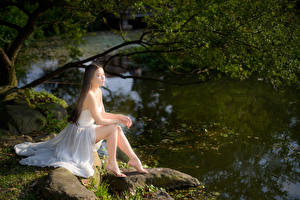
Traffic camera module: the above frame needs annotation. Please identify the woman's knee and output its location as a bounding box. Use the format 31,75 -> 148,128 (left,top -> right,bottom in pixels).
116,125 -> 121,131
109,124 -> 121,134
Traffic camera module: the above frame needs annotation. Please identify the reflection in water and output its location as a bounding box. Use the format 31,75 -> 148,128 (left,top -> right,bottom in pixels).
19,56 -> 299,199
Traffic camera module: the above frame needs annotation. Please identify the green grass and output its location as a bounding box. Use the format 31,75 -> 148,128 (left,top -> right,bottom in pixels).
0,145 -> 52,200
0,144 -> 161,200
0,142 -> 214,200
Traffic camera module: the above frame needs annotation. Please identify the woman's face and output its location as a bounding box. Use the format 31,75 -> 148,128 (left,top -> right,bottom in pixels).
91,67 -> 105,87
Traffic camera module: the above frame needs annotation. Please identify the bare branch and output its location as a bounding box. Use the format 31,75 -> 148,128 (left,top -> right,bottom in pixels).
21,63 -> 81,89
119,22 -> 127,41
22,40 -> 145,89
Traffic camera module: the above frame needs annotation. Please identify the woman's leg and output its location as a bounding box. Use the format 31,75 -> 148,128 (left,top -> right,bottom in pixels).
116,126 -> 148,173
115,125 -> 138,160
94,124 -> 125,176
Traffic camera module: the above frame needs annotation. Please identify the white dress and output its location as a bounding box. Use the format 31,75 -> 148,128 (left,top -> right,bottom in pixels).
14,108 -> 104,178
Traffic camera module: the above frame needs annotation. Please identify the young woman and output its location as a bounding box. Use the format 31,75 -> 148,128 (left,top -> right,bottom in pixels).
14,63 -> 148,178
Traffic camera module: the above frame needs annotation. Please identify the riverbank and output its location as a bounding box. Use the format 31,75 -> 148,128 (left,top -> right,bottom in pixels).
7,30 -> 300,199
0,88 -> 216,200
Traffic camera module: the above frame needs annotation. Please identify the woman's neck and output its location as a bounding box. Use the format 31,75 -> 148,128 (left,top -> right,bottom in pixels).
90,84 -> 99,92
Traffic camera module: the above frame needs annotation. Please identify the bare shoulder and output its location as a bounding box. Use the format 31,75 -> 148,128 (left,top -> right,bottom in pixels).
85,91 -> 97,103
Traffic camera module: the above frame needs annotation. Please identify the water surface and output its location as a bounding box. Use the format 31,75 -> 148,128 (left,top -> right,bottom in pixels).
19,32 -> 300,200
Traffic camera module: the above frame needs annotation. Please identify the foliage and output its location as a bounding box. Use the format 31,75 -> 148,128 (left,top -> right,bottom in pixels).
1,0 -> 299,89
127,0 -> 300,89
23,88 -> 69,133
41,111 -> 69,133
0,0 -> 101,50
24,88 -> 68,108
168,184 -> 217,200
0,6 -> 27,47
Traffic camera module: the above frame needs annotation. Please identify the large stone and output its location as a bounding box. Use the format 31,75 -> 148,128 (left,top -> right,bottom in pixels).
92,165 -> 101,187
144,190 -> 174,200
38,167 -> 97,200
1,88 -> 28,104
0,128 -> 12,138
4,104 -> 46,134
93,151 -> 102,168
33,132 -> 57,142
38,102 -> 67,120
103,167 -> 201,194
0,134 -> 33,147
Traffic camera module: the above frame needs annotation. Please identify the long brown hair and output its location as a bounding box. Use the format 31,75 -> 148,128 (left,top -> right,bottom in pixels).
70,63 -> 102,125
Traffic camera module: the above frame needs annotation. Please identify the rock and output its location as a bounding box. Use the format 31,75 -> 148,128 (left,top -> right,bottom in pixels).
0,128 -> 12,137
91,165 -> 101,187
79,165 -> 101,189
0,88 -> 28,104
144,190 -> 174,200
0,126 -> 35,147
0,85 -> 16,96
38,167 -> 97,200
3,104 -> 46,134
93,151 -> 102,168
0,134 -> 33,147
103,167 -> 201,194
38,103 -> 67,120
33,132 -> 57,142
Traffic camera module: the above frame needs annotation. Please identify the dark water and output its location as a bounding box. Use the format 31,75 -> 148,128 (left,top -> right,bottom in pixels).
19,60 -> 300,199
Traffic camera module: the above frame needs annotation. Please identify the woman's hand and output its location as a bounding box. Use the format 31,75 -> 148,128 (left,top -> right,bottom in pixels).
119,115 -> 132,128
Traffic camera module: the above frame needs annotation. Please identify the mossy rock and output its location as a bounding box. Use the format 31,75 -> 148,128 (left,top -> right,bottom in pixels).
103,167 -> 201,195
38,167 -> 97,200
24,88 -> 68,108
2,104 -> 46,134
38,102 -> 67,120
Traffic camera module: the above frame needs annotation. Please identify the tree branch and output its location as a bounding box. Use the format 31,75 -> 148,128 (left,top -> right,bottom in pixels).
103,48 -> 184,67
0,0 -> 31,16
150,28 -> 260,50
21,63 -> 81,89
103,69 -> 210,86
21,40 -> 145,89
139,30 -> 152,41
0,47 -> 12,67
180,13 -> 198,29
7,3 -> 49,62
0,20 -> 22,31
76,40 -> 144,65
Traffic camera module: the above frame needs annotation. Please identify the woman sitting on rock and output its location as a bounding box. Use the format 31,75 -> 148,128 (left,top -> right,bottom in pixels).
14,63 -> 148,178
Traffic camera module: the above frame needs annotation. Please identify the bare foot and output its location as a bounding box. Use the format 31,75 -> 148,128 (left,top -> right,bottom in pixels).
105,160 -> 127,177
128,158 -> 149,174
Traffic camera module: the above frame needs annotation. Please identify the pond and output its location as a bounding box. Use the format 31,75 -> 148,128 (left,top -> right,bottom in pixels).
18,32 -> 300,200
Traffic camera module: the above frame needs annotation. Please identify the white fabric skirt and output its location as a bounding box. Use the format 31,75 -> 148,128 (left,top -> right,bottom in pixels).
14,123 -> 103,178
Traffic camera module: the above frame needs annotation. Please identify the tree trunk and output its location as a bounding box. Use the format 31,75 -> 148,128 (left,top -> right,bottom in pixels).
0,54 -> 17,87
0,3 -> 48,88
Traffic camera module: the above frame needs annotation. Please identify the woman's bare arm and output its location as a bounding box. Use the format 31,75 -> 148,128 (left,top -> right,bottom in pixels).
101,105 -> 122,120
97,88 -> 132,128
86,91 -> 120,125
98,88 -> 122,120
